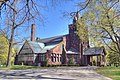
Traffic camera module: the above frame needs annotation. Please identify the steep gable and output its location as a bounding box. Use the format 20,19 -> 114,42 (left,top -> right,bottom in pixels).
19,41 -> 33,54
27,41 -> 43,53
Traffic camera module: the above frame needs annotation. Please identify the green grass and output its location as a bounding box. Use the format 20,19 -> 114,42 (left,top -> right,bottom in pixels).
0,65 -> 42,70
96,66 -> 120,80
10,65 -> 41,69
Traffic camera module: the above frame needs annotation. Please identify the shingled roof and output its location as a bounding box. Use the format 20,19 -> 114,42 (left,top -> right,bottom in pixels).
36,35 -> 67,43
83,47 -> 106,56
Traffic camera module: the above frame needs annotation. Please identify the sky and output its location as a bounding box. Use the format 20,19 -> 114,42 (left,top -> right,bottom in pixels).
0,0 -> 82,42
34,0 -> 81,39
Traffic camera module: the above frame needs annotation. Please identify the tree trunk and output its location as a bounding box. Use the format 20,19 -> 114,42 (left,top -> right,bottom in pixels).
6,28 -> 14,67
6,0 -> 16,67
62,45 -> 67,64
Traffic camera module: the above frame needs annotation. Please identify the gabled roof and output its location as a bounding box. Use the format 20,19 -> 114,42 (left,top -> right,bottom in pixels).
36,35 -> 67,43
27,41 -> 44,53
26,40 -> 60,53
83,47 -> 106,56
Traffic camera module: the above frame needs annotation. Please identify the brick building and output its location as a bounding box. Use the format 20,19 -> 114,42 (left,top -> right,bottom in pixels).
15,12 -> 106,66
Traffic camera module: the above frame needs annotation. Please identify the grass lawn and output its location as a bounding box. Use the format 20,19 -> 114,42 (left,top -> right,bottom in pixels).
0,65 -> 42,70
96,66 -> 120,80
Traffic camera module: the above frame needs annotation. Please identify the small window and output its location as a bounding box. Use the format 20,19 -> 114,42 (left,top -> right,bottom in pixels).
51,53 -> 54,62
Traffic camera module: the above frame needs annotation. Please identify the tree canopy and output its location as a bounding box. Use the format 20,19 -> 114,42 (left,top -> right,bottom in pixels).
79,0 -> 120,54
75,0 -> 120,64
0,34 -> 15,65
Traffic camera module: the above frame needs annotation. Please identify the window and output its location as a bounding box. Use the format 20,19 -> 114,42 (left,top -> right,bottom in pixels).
57,54 -> 59,62
54,54 -> 56,62
60,54 -> 62,62
51,53 -> 54,62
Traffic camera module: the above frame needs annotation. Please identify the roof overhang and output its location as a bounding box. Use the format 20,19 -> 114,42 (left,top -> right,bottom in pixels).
83,47 -> 106,56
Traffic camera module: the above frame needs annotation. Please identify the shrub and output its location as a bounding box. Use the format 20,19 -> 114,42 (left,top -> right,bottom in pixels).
68,57 -> 75,65
108,52 -> 120,66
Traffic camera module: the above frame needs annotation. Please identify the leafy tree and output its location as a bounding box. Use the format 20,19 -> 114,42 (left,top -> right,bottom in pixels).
76,15 -> 88,43
78,0 -> 120,54
0,34 -> 15,65
73,0 -> 120,64
0,34 -> 8,64
0,0 -> 41,67
108,43 -> 120,65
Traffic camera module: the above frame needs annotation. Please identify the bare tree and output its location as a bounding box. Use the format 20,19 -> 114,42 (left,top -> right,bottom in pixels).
0,0 -> 71,67
0,0 -> 40,67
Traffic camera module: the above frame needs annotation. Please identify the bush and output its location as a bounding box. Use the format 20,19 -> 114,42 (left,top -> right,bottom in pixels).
108,52 -> 120,66
68,58 -> 75,65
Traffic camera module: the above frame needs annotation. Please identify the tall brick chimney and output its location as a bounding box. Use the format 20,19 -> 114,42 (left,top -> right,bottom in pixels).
31,24 -> 36,42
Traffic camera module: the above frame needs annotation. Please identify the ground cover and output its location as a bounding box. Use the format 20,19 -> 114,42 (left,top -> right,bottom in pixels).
96,66 -> 120,80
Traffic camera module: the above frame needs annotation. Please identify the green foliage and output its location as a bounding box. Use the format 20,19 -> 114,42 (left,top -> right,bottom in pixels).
97,66 -> 120,80
108,51 -> 120,65
82,0 -> 120,44
68,57 -> 75,65
0,34 -> 9,65
0,65 -> 41,69
0,34 -> 15,65
107,42 -> 120,65
78,0 -> 120,64
76,17 -> 88,42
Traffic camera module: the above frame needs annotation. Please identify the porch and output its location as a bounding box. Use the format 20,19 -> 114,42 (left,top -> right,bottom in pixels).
83,47 -> 106,66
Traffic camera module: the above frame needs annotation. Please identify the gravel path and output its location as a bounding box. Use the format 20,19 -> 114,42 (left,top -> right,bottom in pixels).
0,66 -> 112,80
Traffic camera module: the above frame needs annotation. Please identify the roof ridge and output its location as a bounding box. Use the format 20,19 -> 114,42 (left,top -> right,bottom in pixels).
40,34 -> 68,40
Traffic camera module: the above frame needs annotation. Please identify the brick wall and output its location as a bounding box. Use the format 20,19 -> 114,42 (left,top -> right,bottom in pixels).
68,24 -> 81,51
46,43 -> 62,65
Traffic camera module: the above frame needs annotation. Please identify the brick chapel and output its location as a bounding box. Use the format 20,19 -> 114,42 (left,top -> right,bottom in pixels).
15,12 -> 106,66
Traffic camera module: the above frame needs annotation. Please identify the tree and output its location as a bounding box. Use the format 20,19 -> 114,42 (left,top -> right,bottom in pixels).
108,42 -> 120,65
72,0 -> 120,65
0,34 -> 15,65
62,45 -> 67,64
0,34 -> 8,64
0,0 -> 8,7
0,0 -> 72,67
0,0 -> 40,67
77,0 -> 120,54
76,13 -> 88,43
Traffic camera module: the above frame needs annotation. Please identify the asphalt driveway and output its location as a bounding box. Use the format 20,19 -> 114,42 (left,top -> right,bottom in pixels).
0,66 -> 112,80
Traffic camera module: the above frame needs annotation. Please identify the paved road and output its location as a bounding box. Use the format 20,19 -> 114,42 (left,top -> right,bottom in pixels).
0,66 -> 112,80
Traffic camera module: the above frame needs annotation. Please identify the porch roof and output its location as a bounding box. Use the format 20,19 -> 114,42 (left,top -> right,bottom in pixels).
83,47 -> 105,56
